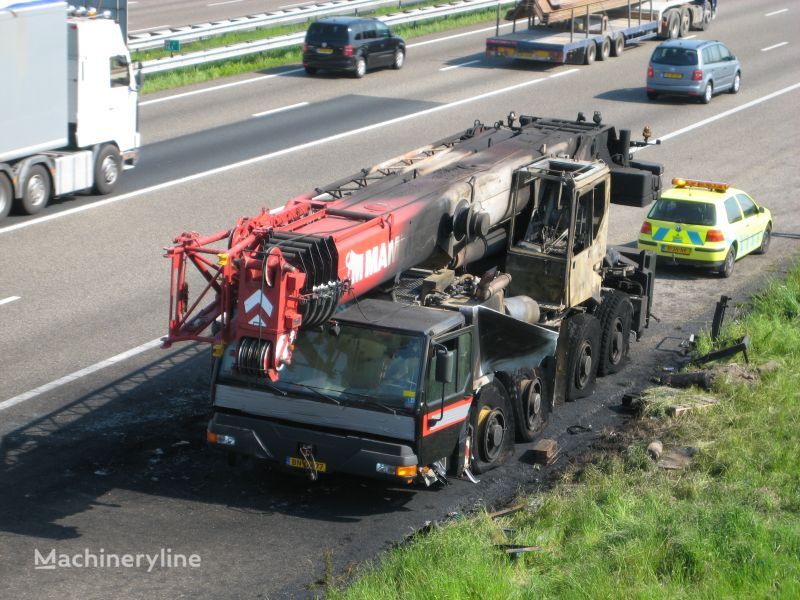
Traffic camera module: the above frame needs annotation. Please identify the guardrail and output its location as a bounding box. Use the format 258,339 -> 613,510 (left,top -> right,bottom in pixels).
140,0 -> 515,74
129,0 -> 421,50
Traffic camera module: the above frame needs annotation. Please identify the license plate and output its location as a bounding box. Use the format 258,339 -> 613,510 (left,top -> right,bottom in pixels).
317,48 -> 333,54
496,47 -> 515,56
663,72 -> 683,79
662,244 -> 691,255
533,50 -> 550,58
286,456 -> 327,472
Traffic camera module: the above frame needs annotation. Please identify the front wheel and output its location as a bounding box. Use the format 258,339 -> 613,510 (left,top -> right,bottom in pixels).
701,82 -> 713,104
719,246 -> 736,277
469,381 -> 514,474
93,144 -> 122,195
392,49 -> 405,70
583,42 -> 596,65
20,164 -> 51,215
730,72 -> 741,94
353,57 -> 366,78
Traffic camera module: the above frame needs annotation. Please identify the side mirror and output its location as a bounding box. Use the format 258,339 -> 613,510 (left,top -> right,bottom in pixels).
135,61 -> 144,88
758,206 -> 765,213
435,348 -> 455,384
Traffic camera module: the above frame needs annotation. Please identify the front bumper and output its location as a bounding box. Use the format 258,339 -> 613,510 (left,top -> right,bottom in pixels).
208,411 -> 418,479
638,239 -> 727,268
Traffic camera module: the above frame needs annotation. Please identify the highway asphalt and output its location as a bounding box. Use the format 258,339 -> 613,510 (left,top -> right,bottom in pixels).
1,1 -> 798,597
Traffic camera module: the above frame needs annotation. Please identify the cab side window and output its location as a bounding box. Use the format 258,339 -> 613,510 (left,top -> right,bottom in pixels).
736,194 -> 759,218
110,55 -> 130,88
724,197 -> 743,223
362,25 -> 376,40
376,22 -> 390,39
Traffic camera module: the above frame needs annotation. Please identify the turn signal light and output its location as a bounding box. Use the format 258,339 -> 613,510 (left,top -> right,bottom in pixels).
343,44 -> 354,57
692,69 -> 703,81
396,465 -> 418,478
706,229 -> 725,243
640,221 -> 653,235
647,65 -> 654,77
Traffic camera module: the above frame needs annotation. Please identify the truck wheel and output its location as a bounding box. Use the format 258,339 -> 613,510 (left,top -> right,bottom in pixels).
610,34 -> 624,57
583,43 -> 596,65
93,145 -> 122,195
597,291 -> 633,376
719,245 -> 736,278
696,1 -> 712,30
20,164 -> 51,215
513,368 -> 550,443
679,8 -> 691,37
565,313 -> 601,401
598,38 -> 611,61
0,173 -> 12,220
754,224 -> 771,255
666,12 -> 680,39
469,381 -> 514,474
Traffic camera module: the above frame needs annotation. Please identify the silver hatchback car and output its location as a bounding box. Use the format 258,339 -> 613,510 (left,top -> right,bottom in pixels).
646,39 -> 741,104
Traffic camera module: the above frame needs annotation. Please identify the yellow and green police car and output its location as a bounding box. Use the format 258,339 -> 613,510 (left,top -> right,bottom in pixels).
638,178 -> 772,277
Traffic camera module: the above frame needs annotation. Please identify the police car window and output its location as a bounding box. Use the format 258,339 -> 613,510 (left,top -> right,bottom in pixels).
736,194 -> 758,218
724,197 -> 743,223
648,199 -> 716,226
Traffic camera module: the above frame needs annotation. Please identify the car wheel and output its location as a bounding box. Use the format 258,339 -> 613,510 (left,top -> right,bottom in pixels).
353,56 -> 366,78
392,49 -> 405,70
647,91 -> 658,100
584,42 -> 596,65
92,144 -> 121,195
565,313 -> 601,401
598,38 -> 611,61
730,71 -> 741,94
701,81 -> 713,104
754,224 -> 771,255
469,381 -> 514,474
679,8 -> 691,36
19,164 -> 51,215
610,34 -> 624,57
304,66 -> 317,75
719,245 -> 736,278
0,173 -> 12,220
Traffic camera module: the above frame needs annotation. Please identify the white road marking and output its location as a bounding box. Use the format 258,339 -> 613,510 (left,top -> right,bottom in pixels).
0,295 -> 20,306
208,0 -> 243,6
0,339 -> 163,412
129,24 -> 169,33
761,42 -> 788,52
279,1 -> 312,7
139,23 -> 514,106
765,9 -> 788,16
440,59 -> 481,72
4,78 -> 800,409
548,67 -> 579,78
683,35 -> 696,39
252,101 -> 309,118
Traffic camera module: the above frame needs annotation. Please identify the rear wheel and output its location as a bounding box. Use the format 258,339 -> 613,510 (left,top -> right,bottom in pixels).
597,292 -> 634,376
583,42 -> 596,65
697,1 -> 712,30
666,11 -> 680,39
392,49 -> 405,70
610,34 -> 624,57
565,313 -> 601,401
730,71 -> 741,94
353,56 -> 366,78
754,224 -> 771,255
0,173 -> 11,220
92,144 -> 121,195
598,38 -> 611,61
20,164 -> 51,215
469,381 -> 514,474
679,8 -> 691,37
719,245 -> 736,277
701,81 -> 713,104
512,368 -> 550,443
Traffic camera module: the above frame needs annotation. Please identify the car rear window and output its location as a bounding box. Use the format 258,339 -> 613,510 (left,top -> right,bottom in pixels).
306,23 -> 350,44
648,199 -> 716,226
651,47 -> 698,66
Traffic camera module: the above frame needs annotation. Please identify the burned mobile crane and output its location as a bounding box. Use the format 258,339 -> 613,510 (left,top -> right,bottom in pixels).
165,112 -> 662,484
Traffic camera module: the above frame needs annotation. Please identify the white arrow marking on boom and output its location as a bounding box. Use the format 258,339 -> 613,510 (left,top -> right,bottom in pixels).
244,290 -> 273,317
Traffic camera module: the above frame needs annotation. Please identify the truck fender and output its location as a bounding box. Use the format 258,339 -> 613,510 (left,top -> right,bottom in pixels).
10,156 -> 55,199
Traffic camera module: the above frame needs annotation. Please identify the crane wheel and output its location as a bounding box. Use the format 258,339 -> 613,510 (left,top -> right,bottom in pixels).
469,381 -> 514,474
564,313 -> 601,401
597,291 -> 633,376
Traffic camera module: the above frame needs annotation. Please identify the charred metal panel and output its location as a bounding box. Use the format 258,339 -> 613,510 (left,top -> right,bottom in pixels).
475,306 -> 558,377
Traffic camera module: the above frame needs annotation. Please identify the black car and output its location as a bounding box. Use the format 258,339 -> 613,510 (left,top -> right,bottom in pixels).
303,17 -> 406,78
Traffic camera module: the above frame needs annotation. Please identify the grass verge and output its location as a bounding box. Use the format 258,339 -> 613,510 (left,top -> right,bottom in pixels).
139,9 -> 500,94
327,264 -> 800,599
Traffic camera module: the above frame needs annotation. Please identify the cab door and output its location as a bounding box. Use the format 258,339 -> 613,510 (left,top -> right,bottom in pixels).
735,193 -> 764,255
416,329 -> 473,468
722,195 -> 745,253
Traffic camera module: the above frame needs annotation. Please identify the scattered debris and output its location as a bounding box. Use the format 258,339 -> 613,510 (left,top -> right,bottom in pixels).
495,544 -> 544,560
530,439 -> 559,465
657,446 -> 697,470
693,335 -> 750,365
639,387 -> 719,417
668,396 -> 718,417
710,295 -> 731,342
567,424 -> 593,435
488,504 -> 524,520
646,440 -> 663,460
757,360 -> 780,375
659,370 -> 715,390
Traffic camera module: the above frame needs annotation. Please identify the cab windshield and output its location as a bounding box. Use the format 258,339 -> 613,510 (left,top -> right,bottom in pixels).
274,324 -> 424,412
648,198 -> 716,226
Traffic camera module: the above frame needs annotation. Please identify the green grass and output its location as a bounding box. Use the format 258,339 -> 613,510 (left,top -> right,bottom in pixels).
139,9 -> 501,94
328,264 -> 800,599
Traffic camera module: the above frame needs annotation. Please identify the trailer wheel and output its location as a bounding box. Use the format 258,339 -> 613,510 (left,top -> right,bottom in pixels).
610,34 -> 624,57
469,381 -> 514,474
93,145 -> 122,195
598,38 -> 611,61
564,313 -> 601,401
679,8 -> 691,37
696,1 -> 712,30
597,291 -> 633,376
19,164 -> 51,215
513,368 -> 550,443
0,173 -> 12,220
666,11 -> 680,39
583,42 -> 596,65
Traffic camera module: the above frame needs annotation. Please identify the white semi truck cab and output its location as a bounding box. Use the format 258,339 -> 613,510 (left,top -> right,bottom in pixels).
0,0 -> 140,220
